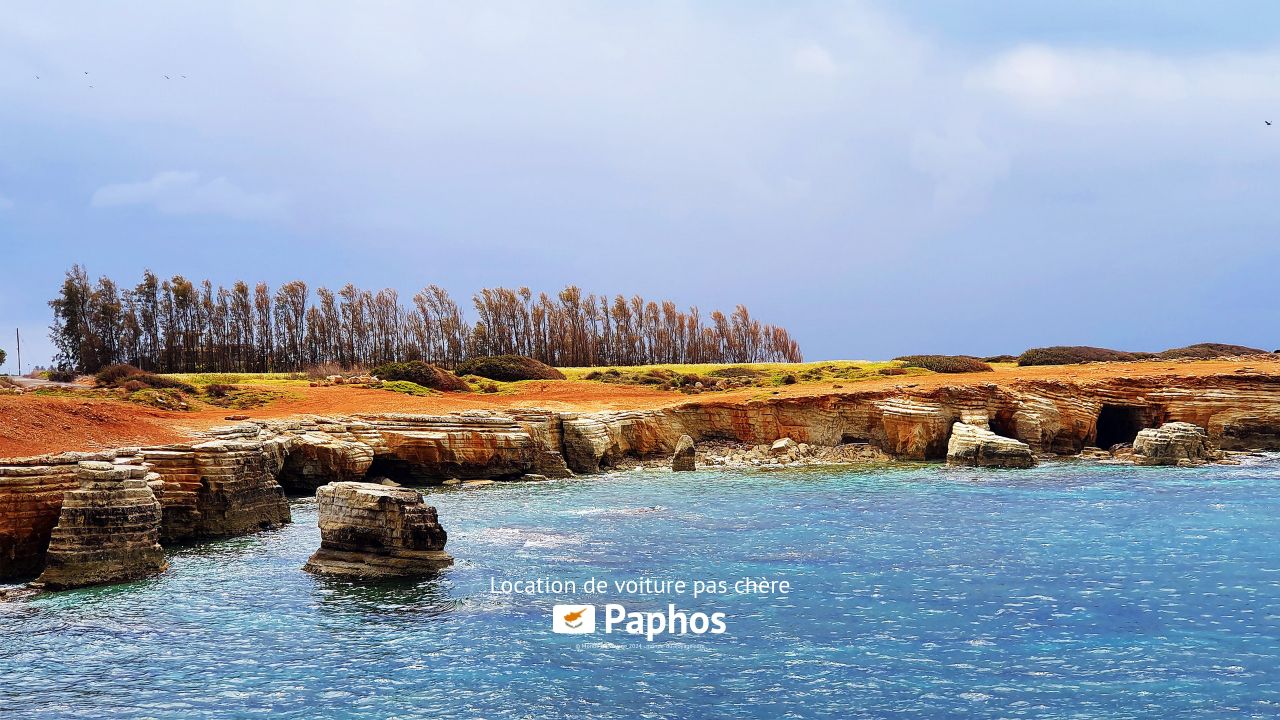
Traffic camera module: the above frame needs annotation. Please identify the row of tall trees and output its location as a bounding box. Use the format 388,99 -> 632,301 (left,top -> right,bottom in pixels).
48,266 -> 803,373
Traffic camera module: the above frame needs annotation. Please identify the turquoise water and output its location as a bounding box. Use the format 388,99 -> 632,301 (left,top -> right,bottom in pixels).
5,459 -> 1280,719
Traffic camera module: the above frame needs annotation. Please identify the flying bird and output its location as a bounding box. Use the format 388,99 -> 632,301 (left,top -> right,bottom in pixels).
1267,121 -> 1273,126
164,75 -> 170,79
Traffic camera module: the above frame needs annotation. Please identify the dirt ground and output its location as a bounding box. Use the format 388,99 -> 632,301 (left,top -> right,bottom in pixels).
3,356 -> 1277,458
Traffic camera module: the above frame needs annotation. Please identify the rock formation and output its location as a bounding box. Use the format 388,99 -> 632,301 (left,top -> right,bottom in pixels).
304,482 -> 453,578
35,461 -> 167,589
277,432 -> 374,492
946,422 -> 1036,469
1132,422 -> 1222,466
5,369 -> 1280,580
672,435 -> 696,471
366,413 -> 536,481
0,449 -> 119,578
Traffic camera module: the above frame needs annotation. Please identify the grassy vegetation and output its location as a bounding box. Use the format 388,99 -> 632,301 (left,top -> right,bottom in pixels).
165,372 -> 314,388
562,360 -> 927,390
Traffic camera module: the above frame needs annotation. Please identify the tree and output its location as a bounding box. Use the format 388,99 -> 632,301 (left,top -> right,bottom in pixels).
48,267 -> 803,371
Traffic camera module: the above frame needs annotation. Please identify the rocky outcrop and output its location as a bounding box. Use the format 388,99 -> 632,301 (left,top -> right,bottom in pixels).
0,449 -> 122,579
142,439 -> 291,542
303,482 -> 453,578
277,432 -> 375,492
672,435 -> 695,471
35,461 -> 167,589
1132,422 -> 1222,466
946,422 -> 1036,469
365,413 -> 536,481
562,410 -> 678,473
4,369 -> 1280,581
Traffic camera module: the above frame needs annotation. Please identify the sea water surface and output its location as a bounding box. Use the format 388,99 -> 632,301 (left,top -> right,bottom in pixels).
4,459 -> 1280,719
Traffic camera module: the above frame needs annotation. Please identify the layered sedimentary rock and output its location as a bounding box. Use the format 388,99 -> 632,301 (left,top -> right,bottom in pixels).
142,438 -> 291,542
36,461 -> 167,589
946,422 -> 1036,469
672,435 -> 696,471
303,482 -> 452,578
1132,422 -> 1222,466
365,413 -> 536,481
4,369 -> 1280,580
277,432 -> 375,492
0,449 -> 137,579
562,410 -> 678,473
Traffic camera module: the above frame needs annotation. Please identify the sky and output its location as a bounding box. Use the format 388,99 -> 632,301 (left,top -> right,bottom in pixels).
2,1 -> 1279,371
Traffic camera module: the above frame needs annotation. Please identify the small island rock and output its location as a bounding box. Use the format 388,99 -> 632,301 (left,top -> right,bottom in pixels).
672,435 -> 696,471
303,482 -> 453,579
946,422 -> 1036,469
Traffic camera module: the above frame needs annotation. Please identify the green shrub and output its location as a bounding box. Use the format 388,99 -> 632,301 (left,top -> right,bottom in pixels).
708,366 -> 767,379
894,355 -> 993,373
372,361 -> 470,392
454,355 -> 565,381
1016,346 -> 1141,366
981,354 -> 1018,364
96,363 -> 146,386
205,383 -> 235,398
379,380 -> 438,397
47,369 -> 77,382
879,367 -> 907,376
95,363 -> 195,392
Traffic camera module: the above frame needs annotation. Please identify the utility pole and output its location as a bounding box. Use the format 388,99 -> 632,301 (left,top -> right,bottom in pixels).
15,328 -> 20,376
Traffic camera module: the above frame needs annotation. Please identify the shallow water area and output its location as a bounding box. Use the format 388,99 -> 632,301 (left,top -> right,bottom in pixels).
4,458 -> 1280,719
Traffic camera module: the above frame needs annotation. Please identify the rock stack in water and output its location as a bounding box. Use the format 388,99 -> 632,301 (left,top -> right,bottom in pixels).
671,435 -> 696,471
304,482 -> 453,579
36,461 -> 168,589
946,422 -> 1036,469
1132,422 -> 1221,466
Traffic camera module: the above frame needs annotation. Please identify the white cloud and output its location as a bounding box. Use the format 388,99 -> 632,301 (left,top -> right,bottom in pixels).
911,128 -> 1010,210
966,44 -> 1280,110
792,43 -> 840,76
90,171 -> 284,220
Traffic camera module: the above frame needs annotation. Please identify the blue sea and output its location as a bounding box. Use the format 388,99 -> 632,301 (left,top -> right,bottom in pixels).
4,459 -> 1280,719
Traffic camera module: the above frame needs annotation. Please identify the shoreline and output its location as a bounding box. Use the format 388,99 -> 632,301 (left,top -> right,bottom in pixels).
4,358 -> 1280,587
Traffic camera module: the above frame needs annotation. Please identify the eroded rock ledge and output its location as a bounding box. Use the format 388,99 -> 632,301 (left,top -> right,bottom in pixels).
4,370 -> 1280,580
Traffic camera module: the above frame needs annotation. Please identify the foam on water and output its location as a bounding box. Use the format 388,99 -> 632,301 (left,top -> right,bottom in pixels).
4,460 -> 1280,718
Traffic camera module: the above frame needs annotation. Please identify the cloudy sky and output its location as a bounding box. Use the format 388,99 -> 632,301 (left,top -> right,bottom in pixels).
2,1 -> 1279,370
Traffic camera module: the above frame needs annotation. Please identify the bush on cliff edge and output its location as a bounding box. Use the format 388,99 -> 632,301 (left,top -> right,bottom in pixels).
455,355 -> 566,381
894,355 -> 993,373
371,361 -> 470,392
1016,346 -> 1146,366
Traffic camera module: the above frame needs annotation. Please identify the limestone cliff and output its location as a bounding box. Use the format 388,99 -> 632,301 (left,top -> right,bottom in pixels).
4,369 -> 1280,580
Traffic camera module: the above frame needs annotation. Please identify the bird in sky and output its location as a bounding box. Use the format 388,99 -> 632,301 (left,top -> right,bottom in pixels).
164,75 -> 170,79
1267,120 -> 1273,126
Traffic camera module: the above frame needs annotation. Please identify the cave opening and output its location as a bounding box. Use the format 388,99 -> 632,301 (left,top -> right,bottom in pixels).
987,412 -> 1018,439
1094,405 -> 1150,449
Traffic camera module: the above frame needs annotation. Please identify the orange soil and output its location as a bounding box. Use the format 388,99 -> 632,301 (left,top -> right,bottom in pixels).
3,357 -> 1277,458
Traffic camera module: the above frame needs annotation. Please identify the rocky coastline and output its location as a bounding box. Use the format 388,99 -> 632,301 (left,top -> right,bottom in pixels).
3,369 -> 1279,588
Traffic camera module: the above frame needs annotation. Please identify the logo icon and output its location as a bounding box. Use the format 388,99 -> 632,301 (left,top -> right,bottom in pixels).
552,604 -> 596,634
